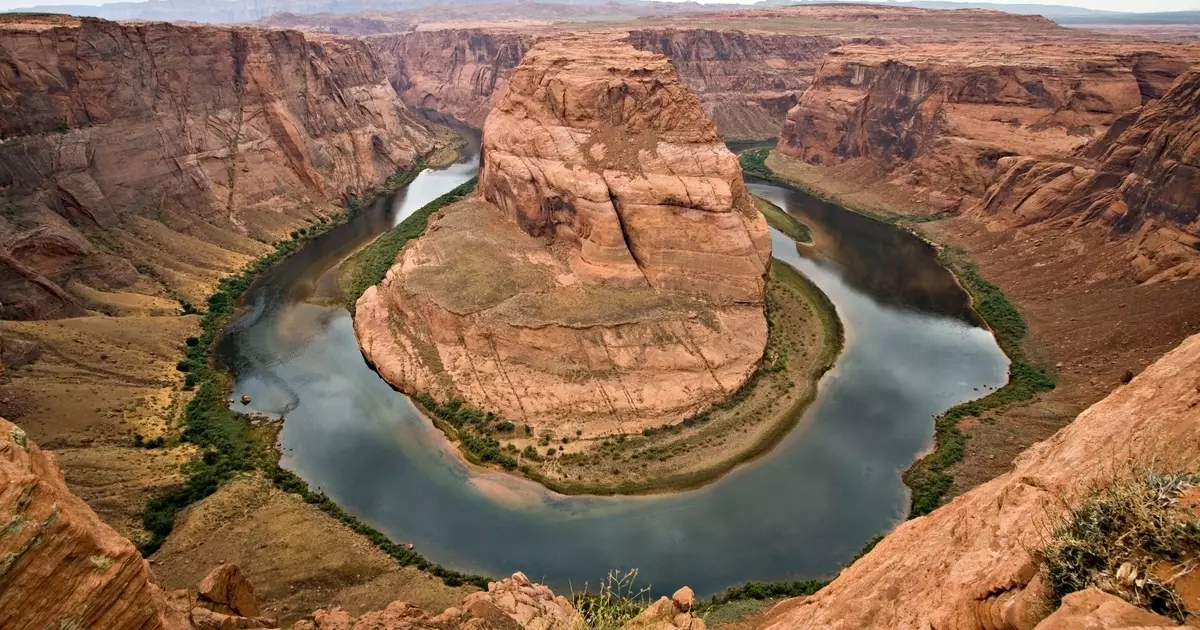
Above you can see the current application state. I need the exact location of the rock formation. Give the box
[759,332,1200,630]
[0,416,185,629]
[369,26,858,140]
[0,15,437,320]
[355,36,769,433]
[970,68,1200,284]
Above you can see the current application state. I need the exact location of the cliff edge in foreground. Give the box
[354,36,770,436]
[760,332,1200,629]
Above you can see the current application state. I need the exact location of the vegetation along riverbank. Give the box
[138,138,491,589]
[738,147,1057,518]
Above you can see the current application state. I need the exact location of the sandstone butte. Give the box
[0,15,438,321]
[3,327,1199,629]
[354,35,771,435]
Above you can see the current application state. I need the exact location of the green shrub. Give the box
[1041,471,1200,622]
[342,178,477,307]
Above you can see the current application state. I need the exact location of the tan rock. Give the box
[622,593,706,630]
[356,36,769,433]
[198,563,261,618]
[1031,588,1182,630]
[759,332,1200,630]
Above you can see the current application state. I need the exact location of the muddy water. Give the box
[216,139,1008,597]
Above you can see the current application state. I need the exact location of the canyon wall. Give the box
[0,15,437,320]
[369,26,849,139]
[970,68,1200,284]
[776,42,1200,280]
[355,35,770,435]
[761,331,1200,630]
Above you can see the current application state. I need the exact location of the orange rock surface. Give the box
[0,416,186,630]
[758,332,1200,630]
[355,36,769,434]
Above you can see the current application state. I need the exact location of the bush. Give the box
[185,336,199,346]
[1041,471,1200,621]
[342,178,478,306]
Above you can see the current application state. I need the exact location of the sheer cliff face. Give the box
[0,15,436,320]
[368,29,533,127]
[777,46,1196,209]
[971,69,1200,284]
[761,332,1200,630]
[625,29,857,140]
[355,36,770,433]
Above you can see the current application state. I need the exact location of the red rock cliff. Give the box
[777,44,1197,212]
[0,15,437,320]
[970,68,1200,284]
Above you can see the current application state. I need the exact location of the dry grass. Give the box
[1041,470,1200,622]
[572,569,652,630]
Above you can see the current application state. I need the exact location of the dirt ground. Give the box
[763,151,1200,500]
[150,473,473,626]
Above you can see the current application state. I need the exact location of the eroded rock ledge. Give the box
[355,36,770,435]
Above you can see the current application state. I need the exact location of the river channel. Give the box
[215,137,1009,596]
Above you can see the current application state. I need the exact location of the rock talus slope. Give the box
[355,36,770,434]
[0,15,437,320]
[760,332,1200,630]
[970,68,1200,284]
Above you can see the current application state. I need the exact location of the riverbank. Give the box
[344,183,843,495]
[742,148,1058,516]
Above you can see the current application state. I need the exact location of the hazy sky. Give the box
[2,0,1198,15]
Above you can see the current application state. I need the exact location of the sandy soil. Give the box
[150,473,473,626]
[762,150,1200,500]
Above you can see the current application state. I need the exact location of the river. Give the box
[215,137,1009,597]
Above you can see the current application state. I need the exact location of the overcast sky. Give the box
[2,0,1198,15]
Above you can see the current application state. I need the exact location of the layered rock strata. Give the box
[970,68,1200,284]
[0,15,437,320]
[356,36,770,433]
[760,332,1200,630]
[776,41,1200,281]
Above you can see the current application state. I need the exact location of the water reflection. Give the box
[214,137,1008,597]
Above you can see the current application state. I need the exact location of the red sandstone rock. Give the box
[971,68,1200,284]
[355,36,769,434]
[1031,588,1180,630]
[198,563,261,618]
[758,332,1200,630]
[0,416,186,630]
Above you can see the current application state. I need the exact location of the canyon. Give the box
[3,2,1200,629]
[355,35,772,438]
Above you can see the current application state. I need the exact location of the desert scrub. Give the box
[341,177,478,307]
[902,247,1056,517]
[738,147,773,179]
[1041,471,1200,621]
[572,569,652,630]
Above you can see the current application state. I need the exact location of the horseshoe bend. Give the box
[3,3,1200,630]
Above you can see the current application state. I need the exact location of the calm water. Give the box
[216,139,1008,596]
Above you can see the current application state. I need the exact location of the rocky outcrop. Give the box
[759,332,1200,630]
[0,15,437,319]
[970,68,1200,284]
[0,416,187,630]
[356,36,769,434]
